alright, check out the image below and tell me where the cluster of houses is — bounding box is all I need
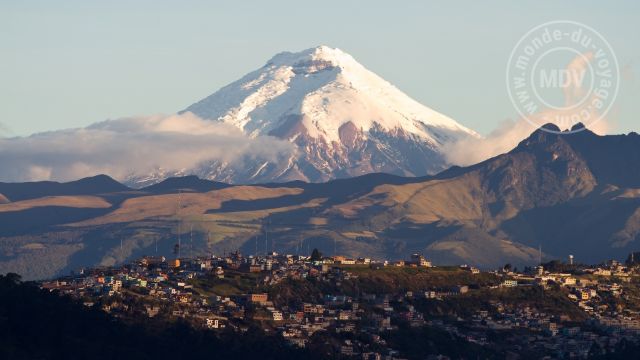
[40,251,640,359]
[507,262,640,329]
[462,303,639,358]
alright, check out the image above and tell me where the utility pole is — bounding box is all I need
[190,224,194,259]
[177,190,182,259]
[264,220,268,256]
[538,244,544,302]
[538,245,542,265]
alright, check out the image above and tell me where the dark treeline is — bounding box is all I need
[0,273,320,360]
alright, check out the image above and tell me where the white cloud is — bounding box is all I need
[443,118,530,166]
[444,115,612,167]
[0,112,295,182]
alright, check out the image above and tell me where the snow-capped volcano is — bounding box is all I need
[178,45,478,184]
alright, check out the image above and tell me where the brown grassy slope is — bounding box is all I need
[327,173,486,227]
[0,196,111,213]
[71,186,304,226]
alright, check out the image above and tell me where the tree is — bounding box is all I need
[0,273,22,285]
[625,252,640,266]
[0,273,21,287]
[310,248,323,261]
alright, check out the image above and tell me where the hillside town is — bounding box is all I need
[41,251,640,359]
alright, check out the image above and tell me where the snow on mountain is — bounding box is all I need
[174,46,479,184]
[185,46,476,142]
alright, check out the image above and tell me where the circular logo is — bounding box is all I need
[506,21,619,134]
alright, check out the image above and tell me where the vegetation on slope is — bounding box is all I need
[0,273,318,360]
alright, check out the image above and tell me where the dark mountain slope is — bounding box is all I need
[0,174,130,202]
[141,175,231,194]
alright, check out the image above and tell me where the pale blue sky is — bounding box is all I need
[1,0,639,136]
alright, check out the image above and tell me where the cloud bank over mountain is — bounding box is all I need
[0,113,295,183]
[443,117,612,167]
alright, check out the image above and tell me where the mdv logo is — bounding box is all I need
[506,21,619,134]
[539,69,586,88]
